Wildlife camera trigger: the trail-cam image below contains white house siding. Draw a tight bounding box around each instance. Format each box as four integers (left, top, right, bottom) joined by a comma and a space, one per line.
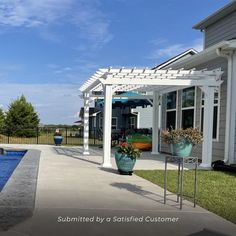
204, 11, 236, 48
132, 106, 153, 129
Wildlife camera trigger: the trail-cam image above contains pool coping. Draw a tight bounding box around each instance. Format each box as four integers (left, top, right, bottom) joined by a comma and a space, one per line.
0, 148, 41, 231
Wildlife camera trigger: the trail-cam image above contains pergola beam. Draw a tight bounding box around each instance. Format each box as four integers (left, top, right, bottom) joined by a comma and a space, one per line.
100, 78, 222, 87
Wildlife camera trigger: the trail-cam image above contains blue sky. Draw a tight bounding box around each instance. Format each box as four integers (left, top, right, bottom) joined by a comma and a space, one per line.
0, 0, 230, 124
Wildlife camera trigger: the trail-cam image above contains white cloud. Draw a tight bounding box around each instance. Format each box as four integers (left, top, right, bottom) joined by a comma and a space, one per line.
148, 38, 203, 60
0, 83, 82, 124
0, 0, 73, 27
0, 0, 112, 48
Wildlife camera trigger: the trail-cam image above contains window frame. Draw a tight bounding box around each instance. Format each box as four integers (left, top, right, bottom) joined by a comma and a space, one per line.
130, 116, 136, 129
180, 86, 197, 129
166, 91, 178, 130
200, 88, 220, 142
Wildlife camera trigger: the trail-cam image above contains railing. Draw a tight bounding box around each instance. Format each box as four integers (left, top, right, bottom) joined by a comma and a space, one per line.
0, 127, 103, 146
0, 127, 152, 146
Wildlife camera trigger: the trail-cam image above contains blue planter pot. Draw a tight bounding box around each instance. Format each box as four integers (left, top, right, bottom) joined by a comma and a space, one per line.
115, 152, 136, 175
171, 140, 193, 157
54, 136, 63, 146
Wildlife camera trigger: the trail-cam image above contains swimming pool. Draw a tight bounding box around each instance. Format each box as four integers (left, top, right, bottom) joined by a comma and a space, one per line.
0, 151, 26, 192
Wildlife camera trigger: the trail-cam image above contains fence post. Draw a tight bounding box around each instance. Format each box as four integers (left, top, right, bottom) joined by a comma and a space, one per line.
65, 127, 68, 145
36, 127, 39, 144
7, 132, 10, 144
94, 130, 96, 145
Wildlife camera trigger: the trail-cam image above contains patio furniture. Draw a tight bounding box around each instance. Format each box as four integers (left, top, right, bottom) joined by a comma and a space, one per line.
164, 155, 198, 209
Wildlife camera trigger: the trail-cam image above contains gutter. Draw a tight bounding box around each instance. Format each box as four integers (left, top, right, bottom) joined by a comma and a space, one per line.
216, 48, 233, 163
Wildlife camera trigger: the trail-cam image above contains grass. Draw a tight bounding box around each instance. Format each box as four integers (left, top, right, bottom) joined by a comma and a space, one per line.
134, 170, 236, 224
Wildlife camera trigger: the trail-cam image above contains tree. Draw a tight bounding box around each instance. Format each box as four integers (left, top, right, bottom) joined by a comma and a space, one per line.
5, 95, 40, 137
0, 108, 5, 131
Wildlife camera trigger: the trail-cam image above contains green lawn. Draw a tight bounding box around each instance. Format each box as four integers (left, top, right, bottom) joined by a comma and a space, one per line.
135, 170, 236, 224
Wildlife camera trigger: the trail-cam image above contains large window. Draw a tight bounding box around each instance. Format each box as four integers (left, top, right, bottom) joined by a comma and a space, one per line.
166, 91, 177, 129
201, 90, 220, 140
181, 87, 195, 129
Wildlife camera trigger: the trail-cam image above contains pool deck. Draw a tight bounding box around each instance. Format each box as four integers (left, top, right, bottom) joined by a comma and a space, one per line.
0, 144, 235, 236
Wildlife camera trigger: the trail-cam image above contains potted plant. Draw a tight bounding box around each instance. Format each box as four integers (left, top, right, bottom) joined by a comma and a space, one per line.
115, 142, 141, 175
54, 129, 63, 146
161, 128, 202, 157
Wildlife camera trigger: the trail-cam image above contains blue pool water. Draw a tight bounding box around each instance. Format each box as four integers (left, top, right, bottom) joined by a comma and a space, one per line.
0, 151, 26, 191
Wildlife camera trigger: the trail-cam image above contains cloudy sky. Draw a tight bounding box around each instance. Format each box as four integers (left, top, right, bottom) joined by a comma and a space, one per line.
0, 0, 230, 124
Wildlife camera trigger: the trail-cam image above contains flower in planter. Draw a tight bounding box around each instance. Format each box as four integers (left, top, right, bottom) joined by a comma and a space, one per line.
161, 128, 203, 145
116, 142, 141, 159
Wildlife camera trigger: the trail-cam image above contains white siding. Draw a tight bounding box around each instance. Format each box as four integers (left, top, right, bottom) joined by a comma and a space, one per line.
132, 106, 153, 129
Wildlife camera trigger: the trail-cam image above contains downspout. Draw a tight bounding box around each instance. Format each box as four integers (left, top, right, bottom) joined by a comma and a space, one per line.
216, 48, 233, 163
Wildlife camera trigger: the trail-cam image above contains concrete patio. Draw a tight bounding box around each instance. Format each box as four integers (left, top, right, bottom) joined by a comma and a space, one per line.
1, 145, 236, 236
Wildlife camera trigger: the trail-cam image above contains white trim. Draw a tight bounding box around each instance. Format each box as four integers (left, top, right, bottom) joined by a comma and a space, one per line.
136, 112, 140, 129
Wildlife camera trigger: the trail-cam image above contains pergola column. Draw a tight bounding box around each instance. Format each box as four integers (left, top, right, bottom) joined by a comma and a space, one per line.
83, 92, 90, 155
102, 85, 113, 168
224, 52, 236, 164
152, 91, 160, 154
200, 86, 215, 168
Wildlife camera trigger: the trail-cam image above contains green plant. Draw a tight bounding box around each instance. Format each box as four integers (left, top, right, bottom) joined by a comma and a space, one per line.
4, 95, 40, 137
127, 134, 152, 143
116, 142, 141, 159
161, 128, 202, 145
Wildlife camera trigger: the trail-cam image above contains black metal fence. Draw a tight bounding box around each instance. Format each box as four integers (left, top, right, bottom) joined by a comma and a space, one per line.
0, 127, 152, 146
0, 127, 103, 146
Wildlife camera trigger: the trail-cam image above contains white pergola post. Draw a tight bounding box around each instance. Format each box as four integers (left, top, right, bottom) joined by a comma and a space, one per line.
83, 92, 90, 155
102, 85, 113, 168
224, 52, 236, 164
200, 86, 215, 168
152, 91, 160, 154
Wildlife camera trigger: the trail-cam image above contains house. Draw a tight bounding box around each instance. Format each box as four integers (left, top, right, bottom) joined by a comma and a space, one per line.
79, 92, 152, 134
159, 1, 236, 164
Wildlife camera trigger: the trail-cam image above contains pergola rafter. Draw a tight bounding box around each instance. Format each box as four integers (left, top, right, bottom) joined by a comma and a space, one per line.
79, 67, 223, 168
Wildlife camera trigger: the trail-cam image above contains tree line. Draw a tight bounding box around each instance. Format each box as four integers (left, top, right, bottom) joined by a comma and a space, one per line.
0, 95, 40, 137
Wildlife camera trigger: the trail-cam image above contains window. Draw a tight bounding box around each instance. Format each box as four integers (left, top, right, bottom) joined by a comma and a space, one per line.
181, 87, 195, 129
166, 91, 177, 129
201, 90, 220, 140
130, 117, 136, 129
112, 117, 118, 130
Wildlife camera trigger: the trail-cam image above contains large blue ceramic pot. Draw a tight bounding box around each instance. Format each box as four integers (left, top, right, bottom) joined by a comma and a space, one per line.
54, 136, 63, 146
115, 152, 136, 175
171, 139, 193, 157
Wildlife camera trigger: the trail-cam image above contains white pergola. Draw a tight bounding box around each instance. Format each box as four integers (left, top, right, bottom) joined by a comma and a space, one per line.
79, 68, 223, 168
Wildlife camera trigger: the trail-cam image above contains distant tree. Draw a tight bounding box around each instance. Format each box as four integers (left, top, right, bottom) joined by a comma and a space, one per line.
0, 108, 5, 131
4, 95, 40, 137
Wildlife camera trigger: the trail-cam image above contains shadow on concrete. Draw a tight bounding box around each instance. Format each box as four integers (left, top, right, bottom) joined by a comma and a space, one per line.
110, 182, 180, 208
53, 147, 101, 166
188, 228, 230, 236
99, 167, 120, 175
